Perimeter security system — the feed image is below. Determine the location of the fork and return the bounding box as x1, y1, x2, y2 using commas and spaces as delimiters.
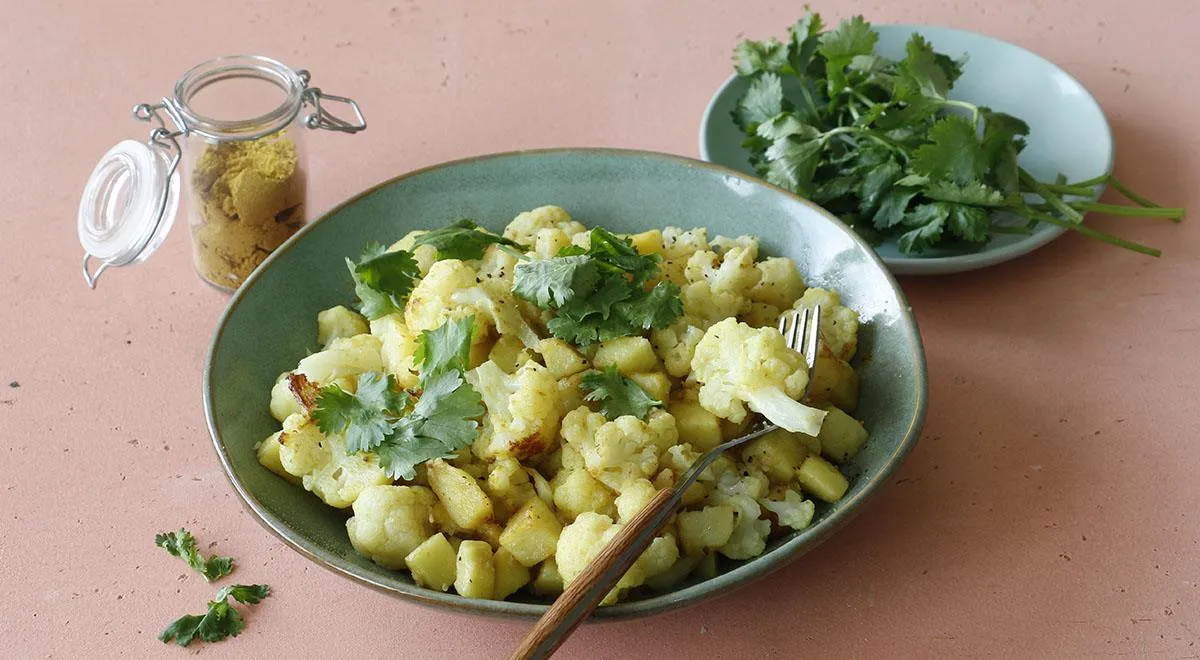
510, 306, 822, 660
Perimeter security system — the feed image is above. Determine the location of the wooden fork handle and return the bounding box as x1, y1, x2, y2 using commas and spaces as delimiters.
510, 486, 679, 660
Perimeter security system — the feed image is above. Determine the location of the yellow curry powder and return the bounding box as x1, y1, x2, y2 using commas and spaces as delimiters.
189, 135, 305, 288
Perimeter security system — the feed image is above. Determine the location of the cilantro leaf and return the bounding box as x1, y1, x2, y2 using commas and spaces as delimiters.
411, 219, 526, 261
312, 372, 410, 453
586, 228, 662, 284
896, 33, 950, 100
216, 584, 271, 605
765, 135, 824, 194
513, 255, 598, 308
786, 10, 825, 74
581, 365, 662, 421
155, 529, 234, 582
910, 116, 988, 185
414, 315, 475, 385
756, 113, 821, 141
378, 370, 483, 480
897, 203, 949, 253
946, 204, 991, 242
734, 73, 786, 130
923, 180, 1007, 206
858, 160, 903, 216
158, 584, 269, 647
872, 187, 921, 229
734, 37, 790, 76
347, 243, 420, 320
817, 15, 877, 61
619, 281, 684, 332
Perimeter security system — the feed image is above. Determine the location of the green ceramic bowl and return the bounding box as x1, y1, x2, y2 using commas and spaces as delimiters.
206, 148, 928, 620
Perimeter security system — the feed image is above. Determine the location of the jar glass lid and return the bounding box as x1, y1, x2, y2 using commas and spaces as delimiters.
78, 139, 179, 286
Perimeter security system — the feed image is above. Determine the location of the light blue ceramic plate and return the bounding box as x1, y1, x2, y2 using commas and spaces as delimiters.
700, 24, 1114, 276
207, 149, 928, 620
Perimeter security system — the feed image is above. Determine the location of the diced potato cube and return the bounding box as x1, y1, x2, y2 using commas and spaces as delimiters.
499, 497, 563, 567
629, 229, 665, 255
538, 338, 590, 378
475, 522, 503, 549
317, 305, 369, 347
485, 456, 536, 520
808, 355, 859, 412
556, 373, 587, 420
593, 337, 657, 374
667, 401, 723, 452
678, 505, 736, 555
532, 558, 564, 596
796, 455, 849, 503
627, 371, 671, 403
741, 429, 809, 484
552, 469, 616, 522
489, 334, 533, 374
693, 552, 718, 580
643, 554, 702, 591
614, 478, 658, 523
404, 533, 457, 592
492, 548, 532, 600
256, 431, 301, 485
454, 540, 495, 599
426, 459, 494, 531
819, 407, 869, 463
719, 415, 752, 441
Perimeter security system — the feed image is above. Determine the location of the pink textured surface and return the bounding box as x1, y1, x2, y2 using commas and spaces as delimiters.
3, 0, 1198, 657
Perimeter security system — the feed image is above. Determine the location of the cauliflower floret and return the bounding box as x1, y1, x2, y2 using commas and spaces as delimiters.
690, 318, 827, 436
650, 320, 705, 378
681, 281, 746, 328
477, 243, 520, 287
793, 287, 860, 361
661, 226, 709, 259
317, 305, 369, 347
554, 512, 678, 603
295, 334, 384, 386
406, 260, 541, 349
560, 407, 678, 492
708, 490, 771, 560
503, 205, 586, 246
749, 257, 805, 309
468, 360, 561, 460
345, 484, 437, 570
369, 313, 420, 389
404, 259, 481, 335
685, 236, 761, 293
387, 230, 438, 275
276, 413, 390, 509
759, 488, 816, 531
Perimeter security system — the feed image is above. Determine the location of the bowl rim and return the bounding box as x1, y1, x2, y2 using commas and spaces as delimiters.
204, 147, 929, 620
698, 22, 1115, 275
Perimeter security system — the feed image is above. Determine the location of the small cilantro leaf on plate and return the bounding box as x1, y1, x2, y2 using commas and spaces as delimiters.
414, 315, 475, 385
911, 116, 989, 185
512, 255, 598, 308
581, 365, 663, 421
312, 372, 410, 453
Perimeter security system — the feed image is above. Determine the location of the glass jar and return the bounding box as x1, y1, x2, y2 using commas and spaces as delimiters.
77, 55, 365, 291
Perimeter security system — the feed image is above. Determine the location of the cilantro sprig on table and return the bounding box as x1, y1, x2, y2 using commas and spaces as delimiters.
512, 228, 682, 346
733, 8, 1185, 256
155, 529, 234, 582
158, 584, 271, 647
580, 365, 662, 421
312, 316, 485, 480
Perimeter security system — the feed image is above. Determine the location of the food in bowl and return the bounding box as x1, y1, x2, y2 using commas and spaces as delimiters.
254, 205, 870, 603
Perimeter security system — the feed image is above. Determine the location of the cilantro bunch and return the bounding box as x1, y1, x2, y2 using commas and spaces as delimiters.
313, 316, 485, 480
512, 228, 682, 345
733, 9, 1184, 256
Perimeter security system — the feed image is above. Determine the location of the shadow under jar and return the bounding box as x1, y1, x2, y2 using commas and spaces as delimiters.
77, 55, 365, 292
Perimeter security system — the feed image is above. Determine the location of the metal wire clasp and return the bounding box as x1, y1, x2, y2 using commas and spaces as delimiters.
297, 69, 367, 133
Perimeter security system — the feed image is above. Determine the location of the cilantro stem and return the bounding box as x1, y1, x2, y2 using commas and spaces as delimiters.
1108, 175, 1162, 209
1040, 183, 1100, 197
990, 225, 1034, 236
942, 99, 980, 128
1024, 209, 1162, 257
1072, 202, 1184, 220
1066, 174, 1111, 188
1020, 169, 1082, 223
